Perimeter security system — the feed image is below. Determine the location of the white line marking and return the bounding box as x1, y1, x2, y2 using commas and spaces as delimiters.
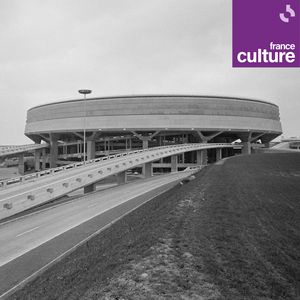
0, 171, 192, 226
0, 171, 196, 267
16, 226, 40, 237
87, 203, 98, 208
0, 184, 176, 299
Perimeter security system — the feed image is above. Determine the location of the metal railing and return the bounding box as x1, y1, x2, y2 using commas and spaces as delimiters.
0, 142, 234, 220
0, 143, 233, 190
0, 143, 48, 157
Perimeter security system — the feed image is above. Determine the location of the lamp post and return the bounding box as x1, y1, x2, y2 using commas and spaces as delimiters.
78, 89, 92, 164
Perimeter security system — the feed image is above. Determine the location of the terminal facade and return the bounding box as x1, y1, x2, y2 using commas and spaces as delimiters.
24, 95, 282, 173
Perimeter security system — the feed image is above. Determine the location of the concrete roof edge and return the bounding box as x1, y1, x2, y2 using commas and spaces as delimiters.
27, 94, 280, 111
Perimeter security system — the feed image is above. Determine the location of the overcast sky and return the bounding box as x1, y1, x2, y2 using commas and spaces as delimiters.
1, 0, 299, 145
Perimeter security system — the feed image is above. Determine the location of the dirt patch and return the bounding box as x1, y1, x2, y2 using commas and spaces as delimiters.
9, 153, 300, 299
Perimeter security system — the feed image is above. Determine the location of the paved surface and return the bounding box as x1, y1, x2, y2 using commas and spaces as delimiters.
0, 144, 48, 158
0, 170, 195, 298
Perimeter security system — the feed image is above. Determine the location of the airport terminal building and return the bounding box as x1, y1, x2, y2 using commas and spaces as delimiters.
24, 95, 282, 171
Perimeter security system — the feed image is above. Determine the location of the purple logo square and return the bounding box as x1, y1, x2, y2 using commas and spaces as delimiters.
233, 0, 300, 68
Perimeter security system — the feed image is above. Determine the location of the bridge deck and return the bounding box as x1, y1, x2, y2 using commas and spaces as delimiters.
0, 143, 234, 220
0, 144, 48, 158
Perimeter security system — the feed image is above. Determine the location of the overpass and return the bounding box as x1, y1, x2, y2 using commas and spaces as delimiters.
0, 144, 49, 175
0, 144, 48, 158
0, 143, 233, 220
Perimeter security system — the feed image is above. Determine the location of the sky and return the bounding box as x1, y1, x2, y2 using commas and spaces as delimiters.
0, 0, 299, 145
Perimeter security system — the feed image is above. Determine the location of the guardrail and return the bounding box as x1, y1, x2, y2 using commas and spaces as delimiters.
0, 143, 232, 190
0, 144, 48, 157
0, 143, 233, 220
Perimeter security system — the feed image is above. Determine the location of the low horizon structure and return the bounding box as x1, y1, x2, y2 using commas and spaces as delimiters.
266, 137, 300, 153
24, 95, 282, 171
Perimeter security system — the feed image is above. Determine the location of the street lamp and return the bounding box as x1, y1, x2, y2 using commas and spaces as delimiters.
78, 89, 92, 164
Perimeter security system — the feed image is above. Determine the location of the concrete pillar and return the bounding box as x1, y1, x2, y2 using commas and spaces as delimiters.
129, 138, 132, 149
196, 150, 207, 165
142, 139, 149, 149
18, 153, 25, 175
50, 135, 58, 168
117, 171, 127, 185
41, 148, 47, 170
144, 162, 153, 178
84, 183, 96, 194
196, 150, 202, 165
87, 140, 96, 161
141, 139, 150, 175
242, 141, 251, 155
34, 149, 41, 171
171, 155, 178, 172
216, 148, 222, 161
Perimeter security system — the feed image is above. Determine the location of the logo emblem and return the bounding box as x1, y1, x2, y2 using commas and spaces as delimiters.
280, 4, 296, 23
232, 0, 300, 68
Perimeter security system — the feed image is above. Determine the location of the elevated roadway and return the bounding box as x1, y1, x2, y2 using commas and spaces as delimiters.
0, 144, 48, 158
0, 143, 233, 220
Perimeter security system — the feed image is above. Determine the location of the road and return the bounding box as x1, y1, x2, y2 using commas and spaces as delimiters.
0, 170, 195, 298
0, 143, 232, 222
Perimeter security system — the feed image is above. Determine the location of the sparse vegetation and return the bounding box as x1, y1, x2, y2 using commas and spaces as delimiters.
10, 153, 300, 299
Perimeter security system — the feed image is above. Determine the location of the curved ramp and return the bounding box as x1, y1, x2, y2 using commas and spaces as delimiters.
0, 144, 48, 158
0, 143, 233, 220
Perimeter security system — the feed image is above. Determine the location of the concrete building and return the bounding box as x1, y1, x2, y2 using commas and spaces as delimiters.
24, 95, 282, 171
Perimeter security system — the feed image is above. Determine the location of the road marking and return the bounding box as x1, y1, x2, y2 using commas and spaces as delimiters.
0, 183, 179, 299
0, 171, 189, 227
1, 170, 196, 266
16, 226, 40, 237
87, 203, 98, 208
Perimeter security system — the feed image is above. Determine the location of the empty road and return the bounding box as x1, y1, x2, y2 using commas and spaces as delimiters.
0, 170, 196, 298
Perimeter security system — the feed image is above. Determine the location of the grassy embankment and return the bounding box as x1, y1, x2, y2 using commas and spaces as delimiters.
10, 153, 300, 299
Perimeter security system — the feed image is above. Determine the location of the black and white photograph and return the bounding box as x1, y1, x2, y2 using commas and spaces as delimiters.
0, 1, 299, 299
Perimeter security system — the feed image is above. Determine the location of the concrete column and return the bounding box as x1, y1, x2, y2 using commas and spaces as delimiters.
171, 155, 178, 172
196, 150, 207, 165
129, 138, 132, 149
84, 183, 96, 194
142, 139, 149, 149
216, 148, 222, 161
18, 153, 25, 175
87, 140, 96, 161
159, 135, 162, 146
34, 149, 41, 171
242, 141, 251, 155
196, 150, 202, 165
117, 171, 127, 185
50, 135, 58, 168
41, 148, 47, 170
144, 162, 153, 178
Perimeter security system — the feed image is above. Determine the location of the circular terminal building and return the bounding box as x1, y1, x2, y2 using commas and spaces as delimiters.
25, 95, 282, 169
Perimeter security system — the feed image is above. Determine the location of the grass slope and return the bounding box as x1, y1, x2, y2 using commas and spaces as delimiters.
10, 153, 300, 299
